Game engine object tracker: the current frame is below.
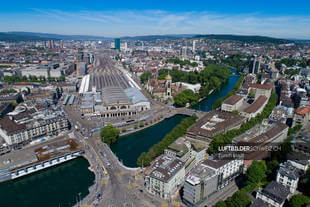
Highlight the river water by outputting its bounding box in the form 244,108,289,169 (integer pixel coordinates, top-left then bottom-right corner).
0,157,95,207
0,70,239,206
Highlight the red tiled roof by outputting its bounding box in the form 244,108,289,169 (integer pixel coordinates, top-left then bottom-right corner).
249,83,272,90
243,96,268,113
296,106,310,116
223,95,243,105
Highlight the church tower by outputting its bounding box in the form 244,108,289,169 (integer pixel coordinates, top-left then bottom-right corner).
166,74,172,98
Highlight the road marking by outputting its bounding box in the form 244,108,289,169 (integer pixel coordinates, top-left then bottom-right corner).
101,179,108,185
172,201,181,207
161,203,168,207
118,171,126,177
131,182,138,188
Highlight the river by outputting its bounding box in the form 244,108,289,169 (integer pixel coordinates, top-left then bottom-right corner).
0,157,95,207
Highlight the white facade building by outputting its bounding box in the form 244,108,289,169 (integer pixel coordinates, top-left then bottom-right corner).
144,155,185,199
276,161,300,194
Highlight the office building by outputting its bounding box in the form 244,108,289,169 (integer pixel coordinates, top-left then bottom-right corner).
183,162,218,205
115,38,120,50
249,57,261,74
76,62,87,76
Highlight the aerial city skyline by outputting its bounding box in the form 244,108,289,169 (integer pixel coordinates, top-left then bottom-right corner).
0,1,310,207
1,0,310,38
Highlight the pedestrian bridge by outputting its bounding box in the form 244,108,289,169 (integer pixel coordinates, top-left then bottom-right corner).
172,107,207,118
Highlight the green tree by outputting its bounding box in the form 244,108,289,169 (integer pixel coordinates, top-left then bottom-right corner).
174,89,199,107
216,201,227,207
299,168,310,196
136,152,151,167
140,72,152,83
246,161,267,185
266,160,279,181
289,194,310,207
226,191,251,207
139,121,145,127
100,125,120,145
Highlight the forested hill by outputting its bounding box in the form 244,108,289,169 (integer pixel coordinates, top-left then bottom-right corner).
194,34,293,44
0,33,58,42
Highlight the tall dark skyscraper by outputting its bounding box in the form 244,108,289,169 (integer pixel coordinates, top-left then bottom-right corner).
114,38,120,50
249,57,261,74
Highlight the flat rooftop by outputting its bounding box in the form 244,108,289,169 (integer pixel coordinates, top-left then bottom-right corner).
89,71,131,91
102,87,131,105
233,123,288,144
0,138,81,170
186,162,216,186
187,110,244,139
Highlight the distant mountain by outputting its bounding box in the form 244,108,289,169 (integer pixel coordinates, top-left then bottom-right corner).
0,32,57,42
120,34,197,40
194,34,293,44
287,38,310,43
8,32,111,41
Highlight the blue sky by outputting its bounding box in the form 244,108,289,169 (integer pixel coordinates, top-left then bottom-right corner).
1,0,310,38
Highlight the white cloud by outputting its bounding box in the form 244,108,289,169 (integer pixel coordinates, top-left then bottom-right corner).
2,9,310,39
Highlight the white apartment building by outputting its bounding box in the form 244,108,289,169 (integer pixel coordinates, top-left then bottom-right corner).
203,158,244,189
144,155,185,200
276,161,300,194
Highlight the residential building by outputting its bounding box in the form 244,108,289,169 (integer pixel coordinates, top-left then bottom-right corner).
256,181,290,207
287,159,309,172
276,161,300,194
293,131,310,155
144,155,185,199
268,105,294,125
250,198,272,207
293,105,310,127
